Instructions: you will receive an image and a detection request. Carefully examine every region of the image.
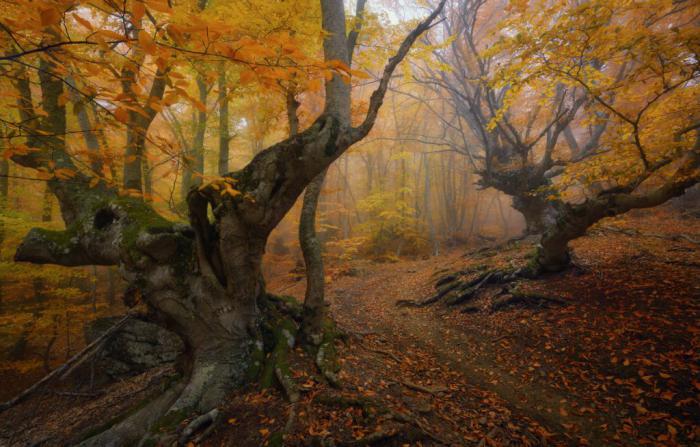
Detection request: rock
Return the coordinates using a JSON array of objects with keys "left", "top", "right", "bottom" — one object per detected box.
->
[{"left": 85, "top": 317, "right": 184, "bottom": 378}]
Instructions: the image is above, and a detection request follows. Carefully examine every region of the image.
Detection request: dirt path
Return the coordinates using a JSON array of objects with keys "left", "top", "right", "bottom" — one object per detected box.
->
[
  {"left": 271, "top": 212, "right": 700, "bottom": 445},
  {"left": 324, "top": 257, "right": 623, "bottom": 446}
]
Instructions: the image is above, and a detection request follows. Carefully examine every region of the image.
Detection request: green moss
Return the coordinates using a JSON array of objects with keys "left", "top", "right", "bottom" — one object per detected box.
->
[
  {"left": 35, "top": 227, "right": 78, "bottom": 246},
  {"left": 314, "top": 318, "right": 341, "bottom": 387},
  {"left": 246, "top": 338, "right": 266, "bottom": 382},
  {"left": 260, "top": 315, "right": 298, "bottom": 390},
  {"left": 522, "top": 248, "right": 543, "bottom": 278},
  {"left": 267, "top": 432, "right": 285, "bottom": 447}
]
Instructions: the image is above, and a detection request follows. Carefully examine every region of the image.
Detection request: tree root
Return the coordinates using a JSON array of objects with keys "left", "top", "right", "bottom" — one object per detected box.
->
[
  {"left": 490, "top": 288, "right": 567, "bottom": 312},
  {"left": 260, "top": 309, "right": 300, "bottom": 403},
  {"left": 314, "top": 392, "right": 387, "bottom": 419},
  {"left": 66, "top": 294, "right": 345, "bottom": 446},
  {"left": 177, "top": 408, "right": 219, "bottom": 446},
  {"left": 313, "top": 392, "right": 452, "bottom": 446},
  {"left": 399, "top": 268, "right": 521, "bottom": 308},
  {"left": 313, "top": 318, "right": 342, "bottom": 387},
  {"left": 360, "top": 344, "right": 401, "bottom": 363},
  {"left": 399, "top": 253, "right": 572, "bottom": 315},
  {"left": 391, "top": 379, "right": 449, "bottom": 395}
]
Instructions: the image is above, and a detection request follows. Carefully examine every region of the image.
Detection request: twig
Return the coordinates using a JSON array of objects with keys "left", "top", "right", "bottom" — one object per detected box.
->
[
  {"left": 360, "top": 344, "right": 401, "bottom": 363},
  {"left": 392, "top": 380, "right": 449, "bottom": 395},
  {"left": 0, "top": 314, "right": 132, "bottom": 413},
  {"left": 389, "top": 411, "right": 451, "bottom": 445},
  {"left": 492, "top": 334, "right": 517, "bottom": 344}
]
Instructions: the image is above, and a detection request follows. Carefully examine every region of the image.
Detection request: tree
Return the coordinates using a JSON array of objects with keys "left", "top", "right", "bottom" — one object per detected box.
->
[
  {"left": 489, "top": 0, "right": 700, "bottom": 272},
  {"left": 2, "top": 0, "right": 446, "bottom": 443},
  {"left": 299, "top": 0, "right": 367, "bottom": 344},
  {"left": 410, "top": 0, "right": 586, "bottom": 235}
]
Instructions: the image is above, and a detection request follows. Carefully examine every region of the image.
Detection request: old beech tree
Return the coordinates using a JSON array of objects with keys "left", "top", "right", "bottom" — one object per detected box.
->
[{"left": 7, "top": 0, "right": 446, "bottom": 443}]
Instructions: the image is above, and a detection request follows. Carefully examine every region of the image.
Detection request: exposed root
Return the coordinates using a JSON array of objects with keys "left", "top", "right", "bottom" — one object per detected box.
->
[
  {"left": 391, "top": 379, "right": 449, "bottom": 395},
  {"left": 70, "top": 294, "right": 346, "bottom": 445},
  {"left": 337, "top": 429, "right": 398, "bottom": 446},
  {"left": 177, "top": 408, "right": 219, "bottom": 446},
  {"left": 490, "top": 287, "right": 567, "bottom": 312},
  {"left": 315, "top": 328, "right": 341, "bottom": 387},
  {"left": 260, "top": 308, "right": 300, "bottom": 403},
  {"left": 388, "top": 411, "right": 452, "bottom": 445},
  {"left": 399, "top": 267, "right": 521, "bottom": 308},
  {"left": 397, "top": 279, "right": 463, "bottom": 307},
  {"left": 360, "top": 344, "right": 401, "bottom": 363},
  {"left": 78, "top": 380, "right": 184, "bottom": 447},
  {"left": 314, "top": 392, "right": 387, "bottom": 418}
]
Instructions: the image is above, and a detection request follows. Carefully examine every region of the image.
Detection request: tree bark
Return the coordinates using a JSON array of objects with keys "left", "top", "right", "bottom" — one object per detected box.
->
[
  {"left": 181, "top": 75, "right": 208, "bottom": 196},
  {"left": 512, "top": 193, "right": 553, "bottom": 235},
  {"left": 535, "top": 149, "right": 700, "bottom": 272},
  {"left": 300, "top": 169, "right": 328, "bottom": 344},
  {"left": 218, "top": 63, "right": 230, "bottom": 175},
  {"left": 299, "top": 0, "right": 368, "bottom": 342}
]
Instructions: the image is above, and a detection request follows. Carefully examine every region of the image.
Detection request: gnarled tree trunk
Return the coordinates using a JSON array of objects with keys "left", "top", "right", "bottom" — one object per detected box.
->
[
  {"left": 7, "top": 2, "right": 446, "bottom": 444},
  {"left": 534, "top": 148, "right": 700, "bottom": 273},
  {"left": 512, "top": 193, "right": 555, "bottom": 236}
]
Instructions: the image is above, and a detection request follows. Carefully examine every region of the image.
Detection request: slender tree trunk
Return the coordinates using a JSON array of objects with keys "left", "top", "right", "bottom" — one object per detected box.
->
[
  {"left": 143, "top": 157, "right": 153, "bottom": 202},
  {"left": 300, "top": 169, "right": 328, "bottom": 344},
  {"left": 0, "top": 153, "right": 7, "bottom": 310},
  {"left": 67, "top": 76, "right": 102, "bottom": 174},
  {"left": 41, "top": 184, "right": 52, "bottom": 222},
  {"left": 192, "top": 76, "right": 207, "bottom": 186},
  {"left": 218, "top": 63, "right": 230, "bottom": 175},
  {"left": 423, "top": 153, "right": 438, "bottom": 256},
  {"left": 181, "top": 75, "right": 208, "bottom": 197}
]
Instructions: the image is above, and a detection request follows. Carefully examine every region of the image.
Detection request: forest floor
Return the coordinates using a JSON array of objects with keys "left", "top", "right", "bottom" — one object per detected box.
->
[{"left": 1, "top": 208, "right": 698, "bottom": 446}]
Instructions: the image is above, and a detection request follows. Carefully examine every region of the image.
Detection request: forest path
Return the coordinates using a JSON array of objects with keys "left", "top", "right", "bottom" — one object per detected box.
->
[
  {"left": 270, "top": 211, "right": 700, "bottom": 445},
  {"left": 324, "top": 254, "right": 620, "bottom": 446}
]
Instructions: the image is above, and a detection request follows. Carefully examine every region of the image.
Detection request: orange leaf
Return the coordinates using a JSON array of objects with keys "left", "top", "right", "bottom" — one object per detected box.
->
[
  {"left": 132, "top": 1, "right": 145, "bottom": 21},
  {"left": 40, "top": 7, "right": 61, "bottom": 27},
  {"left": 145, "top": 0, "right": 171, "bottom": 13},
  {"left": 72, "top": 14, "right": 93, "bottom": 31},
  {"left": 239, "top": 70, "right": 255, "bottom": 85},
  {"left": 114, "top": 107, "right": 129, "bottom": 124},
  {"left": 138, "top": 30, "right": 157, "bottom": 55}
]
